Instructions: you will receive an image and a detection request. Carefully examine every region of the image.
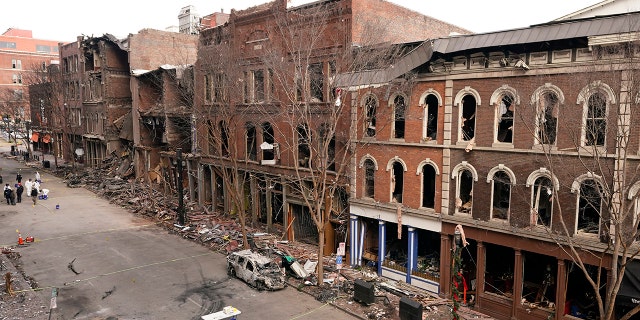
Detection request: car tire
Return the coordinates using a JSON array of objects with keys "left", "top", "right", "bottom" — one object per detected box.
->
[{"left": 256, "top": 281, "right": 266, "bottom": 291}]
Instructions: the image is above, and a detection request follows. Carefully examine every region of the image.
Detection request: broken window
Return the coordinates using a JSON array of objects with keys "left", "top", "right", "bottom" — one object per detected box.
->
[
  {"left": 363, "top": 159, "right": 375, "bottom": 198},
  {"left": 219, "top": 120, "right": 229, "bottom": 157},
  {"left": 253, "top": 69, "right": 264, "bottom": 102},
  {"left": 297, "top": 124, "right": 311, "bottom": 168},
  {"left": 393, "top": 95, "right": 406, "bottom": 139},
  {"left": 532, "top": 177, "right": 553, "bottom": 227},
  {"left": 577, "top": 179, "right": 602, "bottom": 235},
  {"left": 243, "top": 71, "right": 249, "bottom": 103},
  {"left": 214, "top": 73, "right": 225, "bottom": 102},
  {"left": 261, "top": 122, "right": 274, "bottom": 161},
  {"left": 565, "top": 263, "right": 606, "bottom": 318},
  {"left": 204, "top": 74, "right": 212, "bottom": 102},
  {"left": 295, "top": 67, "right": 303, "bottom": 102},
  {"left": 309, "top": 63, "right": 324, "bottom": 102},
  {"left": 491, "top": 171, "right": 511, "bottom": 220},
  {"left": 585, "top": 92, "right": 607, "bottom": 146},
  {"left": 364, "top": 95, "right": 377, "bottom": 137},
  {"left": 522, "top": 252, "right": 556, "bottom": 309},
  {"left": 207, "top": 120, "right": 216, "bottom": 155},
  {"left": 484, "top": 243, "right": 514, "bottom": 297},
  {"left": 411, "top": 230, "right": 441, "bottom": 282},
  {"left": 422, "top": 164, "right": 436, "bottom": 208},
  {"left": 246, "top": 123, "right": 257, "bottom": 161},
  {"left": 496, "top": 94, "right": 514, "bottom": 143},
  {"left": 383, "top": 223, "right": 408, "bottom": 272},
  {"left": 460, "top": 95, "right": 476, "bottom": 141},
  {"left": 425, "top": 94, "right": 438, "bottom": 141},
  {"left": 391, "top": 162, "right": 404, "bottom": 203},
  {"left": 456, "top": 169, "right": 473, "bottom": 214},
  {"left": 538, "top": 92, "right": 558, "bottom": 145},
  {"left": 319, "top": 124, "right": 335, "bottom": 171},
  {"left": 268, "top": 69, "right": 274, "bottom": 101}
]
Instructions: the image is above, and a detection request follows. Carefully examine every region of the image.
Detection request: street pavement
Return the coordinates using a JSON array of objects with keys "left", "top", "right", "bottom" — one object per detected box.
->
[{"left": 0, "top": 140, "right": 356, "bottom": 320}]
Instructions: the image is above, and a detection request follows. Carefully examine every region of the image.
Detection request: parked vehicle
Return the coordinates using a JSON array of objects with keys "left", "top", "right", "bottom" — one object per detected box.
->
[{"left": 227, "top": 249, "right": 286, "bottom": 290}]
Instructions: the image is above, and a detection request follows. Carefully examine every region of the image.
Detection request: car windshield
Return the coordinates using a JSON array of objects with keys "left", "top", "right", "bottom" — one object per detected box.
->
[{"left": 259, "top": 261, "right": 280, "bottom": 271}]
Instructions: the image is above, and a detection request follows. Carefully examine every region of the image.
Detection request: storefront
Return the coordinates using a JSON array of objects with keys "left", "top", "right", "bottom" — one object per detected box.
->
[
  {"left": 441, "top": 223, "right": 611, "bottom": 320},
  {"left": 350, "top": 202, "right": 442, "bottom": 294}
]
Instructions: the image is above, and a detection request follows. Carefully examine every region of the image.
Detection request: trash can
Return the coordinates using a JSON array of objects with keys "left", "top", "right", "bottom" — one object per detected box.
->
[{"left": 43, "top": 160, "right": 50, "bottom": 168}]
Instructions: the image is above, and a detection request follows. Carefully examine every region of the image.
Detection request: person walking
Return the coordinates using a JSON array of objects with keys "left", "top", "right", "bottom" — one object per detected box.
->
[
  {"left": 16, "top": 183, "right": 23, "bottom": 203},
  {"left": 24, "top": 178, "right": 33, "bottom": 198},
  {"left": 3, "top": 184, "right": 12, "bottom": 205},
  {"left": 16, "top": 171, "right": 22, "bottom": 183},
  {"left": 30, "top": 186, "right": 38, "bottom": 206},
  {"left": 35, "top": 171, "right": 41, "bottom": 183}
]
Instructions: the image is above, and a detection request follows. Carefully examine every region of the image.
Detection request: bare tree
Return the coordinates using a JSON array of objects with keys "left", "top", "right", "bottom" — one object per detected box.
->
[{"left": 516, "top": 39, "right": 640, "bottom": 320}]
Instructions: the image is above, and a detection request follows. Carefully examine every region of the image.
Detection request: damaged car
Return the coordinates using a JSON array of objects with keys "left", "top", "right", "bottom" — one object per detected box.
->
[{"left": 227, "top": 249, "right": 286, "bottom": 290}]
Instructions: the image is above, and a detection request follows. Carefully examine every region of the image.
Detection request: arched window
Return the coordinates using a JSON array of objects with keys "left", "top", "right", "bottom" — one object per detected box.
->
[
  {"left": 495, "top": 93, "right": 515, "bottom": 143},
  {"left": 390, "top": 161, "right": 404, "bottom": 203},
  {"left": 219, "top": 120, "right": 229, "bottom": 157},
  {"left": 461, "top": 95, "right": 477, "bottom": 141},
  {"left": 538, "top": 92, "right": 559, "bottom": 145},
  {"left": 491, "top": 171, "right": 511, "bottom": 220},
  {"left": 261, "top": 122, "right": 274, "bottom": 161},
  {"left": 584, "top": 92, "right": 607, "bottom": 146},
  {"left": 532, "top": 83, "right": 564, "bottom": 146},
  {"left": 576, "top": 179, "right": 603, "bottom": 235},
  {"left": 424, "top": 94, "right": 439, "bottom": 141},
  {"left": 363, "top": 159, "right": 376, "bottom": 198},
  {"left": 578, "top": 81, "right": 615, "bottom": 148},
  {"left": 319, "top": 124, "right": 335, "bottom": 171},
  {"left": 297, "top": 124, "right": 311, "bottom": 168},
  {"left": 246, "top": 122, "right": 257, "bottom": 161},
  {"left": 392, "top": 94, "right": 406, "bottom": 139},
  {"left": 421, "top": 164, "right": 437, "bottom": 208},
  {"left": 363, "top": 95, "right": 377, "bottom": 137},
  {"left": 532, "top": 177, "right": 554, "bottom": 227},
  {"left": 452, "top": 162, "right": 478, "bottom": 215}
]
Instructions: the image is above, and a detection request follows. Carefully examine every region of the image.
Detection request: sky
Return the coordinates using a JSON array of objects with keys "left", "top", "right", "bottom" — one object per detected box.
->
[{"left": 3, "top": 0, "right": 606, "bottom": 43}]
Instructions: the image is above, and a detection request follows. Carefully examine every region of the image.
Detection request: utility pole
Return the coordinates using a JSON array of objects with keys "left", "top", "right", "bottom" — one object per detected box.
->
[{"left": 176, "top": 148, "right": 186, "bottom": 225}]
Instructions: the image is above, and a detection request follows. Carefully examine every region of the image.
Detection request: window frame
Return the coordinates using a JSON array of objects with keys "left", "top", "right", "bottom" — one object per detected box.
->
[
  {"left": 390, "top": 93, "right": 407, "bottom": 140},
  {"left": 577, "top": 81, "right": 615, "bottom": 150},
  {"left": 531, "top": 83, "right": 564, "bottom": 147},
  {"left": 362, "top": 94, "right": 378, "bottom": 138},
  {"left": 487, "top": 165, "right": 516, "bottom": 221},
  {"left": 419, "top": 90, "right": 441, "bottom": 142},
  {"left": 451, "top": 161, "right": 478, "bottom": 215}
]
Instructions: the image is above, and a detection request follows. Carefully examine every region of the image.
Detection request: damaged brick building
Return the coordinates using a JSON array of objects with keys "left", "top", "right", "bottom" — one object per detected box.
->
[
  {"left": 345, "top": 7, "right": 640, "bottom": 320},
  {"left": 55, "top": 29, "right": 197, "bottom": 171},
  {"left": 193, "top": 0, "right": 468, "bottom": 253}
]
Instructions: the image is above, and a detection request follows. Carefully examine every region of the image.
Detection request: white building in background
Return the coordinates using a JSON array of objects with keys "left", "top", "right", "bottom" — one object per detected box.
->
[{"left": 178, "top": 5, "right": 201, "bottom": 35}]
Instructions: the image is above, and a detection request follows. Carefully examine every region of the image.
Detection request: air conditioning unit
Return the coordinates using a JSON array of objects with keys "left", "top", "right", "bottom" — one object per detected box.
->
[
  {"left": 353, "top": 279, "right": 375, "bottom": 305},
  {"left": 399, "top": 296, "right": 423, "bottom": 320}
]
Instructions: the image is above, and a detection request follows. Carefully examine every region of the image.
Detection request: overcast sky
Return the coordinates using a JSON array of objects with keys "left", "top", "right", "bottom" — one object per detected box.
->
[{"left": 3, "top": 0, "right": 606, "bottom": 43}]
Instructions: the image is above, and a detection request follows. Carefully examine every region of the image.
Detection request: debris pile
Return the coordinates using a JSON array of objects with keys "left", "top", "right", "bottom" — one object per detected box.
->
[{"left": 24, "top": 151, "right": 489, "bottom": 320}]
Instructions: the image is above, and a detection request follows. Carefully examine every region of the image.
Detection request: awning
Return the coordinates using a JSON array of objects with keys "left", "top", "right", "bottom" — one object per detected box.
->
[
  {"left": 617, "top": 259, "right": 640, "bottom": 308},
  {"left": 31, "top": 132, "right": 39, "bottom": 142},
  {"left": 42, "top": 134, "right": 51, "bottom": 144}
]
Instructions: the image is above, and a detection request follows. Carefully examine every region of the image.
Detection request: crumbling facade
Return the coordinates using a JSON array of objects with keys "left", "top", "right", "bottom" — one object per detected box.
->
[
  {"left": 194, "top": 0, "right": 468, "bottom": 251},
  {"left": 346, "top": 10, "right": 640, "bottom": 320}
]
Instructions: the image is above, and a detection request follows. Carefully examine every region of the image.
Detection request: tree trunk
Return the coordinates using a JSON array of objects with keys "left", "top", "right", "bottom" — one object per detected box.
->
[{"left": 317, "top": 228, "right": 324, "bottom": 285}]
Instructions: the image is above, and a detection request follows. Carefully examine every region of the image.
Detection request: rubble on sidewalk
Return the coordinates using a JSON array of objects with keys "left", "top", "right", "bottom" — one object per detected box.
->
[{"left": 14, "top": 151, "right": 491, "bottom": 320}]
